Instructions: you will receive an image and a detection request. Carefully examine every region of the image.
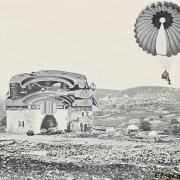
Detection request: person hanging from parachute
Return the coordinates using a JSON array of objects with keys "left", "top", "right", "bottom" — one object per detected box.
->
[
  {"left": 161, "top": 70, "right": 171, "bottom": 85},
  {"left": 134, "top": 2, "right": 180, "bottom": 86}
]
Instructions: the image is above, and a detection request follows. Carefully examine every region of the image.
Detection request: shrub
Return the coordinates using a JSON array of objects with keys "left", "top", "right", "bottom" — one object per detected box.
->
[
  {"left": 139, "top": 120, "right": 151, "bottom": 131},
  {"left": 163, "top": 128, "right": 170, "bottom": 135},
  {"left": 40, "top": 129, "right": 64, "bottom": 135},
  {"left": 170, "top": 118, "right": 179, "bottom": 125},
  {"left": 0, "top": 117, "right": 6, "bottom": 126},
  {"left": 159, "top": 115, "right": 163, "bottom": 119},
  {"left": 172, "top": 124, "right": 180, "bottom": 135}
]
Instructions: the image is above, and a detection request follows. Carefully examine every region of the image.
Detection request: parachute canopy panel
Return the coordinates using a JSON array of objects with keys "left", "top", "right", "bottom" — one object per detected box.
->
[{"left": 134, "top": 2, "right": 180, "bottom": 57}]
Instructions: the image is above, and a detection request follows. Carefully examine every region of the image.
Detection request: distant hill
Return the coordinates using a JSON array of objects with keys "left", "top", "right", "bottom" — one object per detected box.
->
[
  {"left": 121, "top": 86, "right": 180, "bottom": 99},
  {"left": 96, "top": 86, "right": 180, "bottom": 98},
  {"left": 94, "top": 86, "right": 180, "bottom": 130},
  {"left": 96, "top": 86, "right": 180, "bottom": 111}
]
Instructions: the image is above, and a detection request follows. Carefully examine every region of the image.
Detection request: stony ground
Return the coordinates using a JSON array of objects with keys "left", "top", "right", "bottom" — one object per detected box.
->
[{"left": 0, "top": 133, "right": 180, "bottom": 180}]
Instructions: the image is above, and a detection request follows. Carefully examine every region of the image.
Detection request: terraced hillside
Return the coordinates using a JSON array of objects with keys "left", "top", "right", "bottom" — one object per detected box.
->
[{"left": 94, "top": 86, "right": 180, "bottom": 129}]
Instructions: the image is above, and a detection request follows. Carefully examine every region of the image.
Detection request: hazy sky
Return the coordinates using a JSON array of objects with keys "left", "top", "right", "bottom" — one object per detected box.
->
[{"left": 0, "top": 0, "right": 180, "bottom": 95}]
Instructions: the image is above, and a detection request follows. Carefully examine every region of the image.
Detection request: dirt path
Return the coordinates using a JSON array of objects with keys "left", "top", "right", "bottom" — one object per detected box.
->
[{"left": 0, "top": 133, "right": 149, "bottom": 146}]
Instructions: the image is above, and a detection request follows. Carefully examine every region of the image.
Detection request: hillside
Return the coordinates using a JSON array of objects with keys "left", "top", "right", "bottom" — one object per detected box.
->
[{"left": 94, "top": 86, "right": 180, "bottom": 130}]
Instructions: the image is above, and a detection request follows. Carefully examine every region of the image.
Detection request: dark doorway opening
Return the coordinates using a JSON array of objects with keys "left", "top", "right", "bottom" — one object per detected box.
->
[
  {"left": 80, "top": 123, "right": 83, "bottom": 132},
  {"left": 84, "top": 124, "right": 88, "bottom": 132},
  {"left": 41, "top": 115, "right": 57, "bottom": 130}
]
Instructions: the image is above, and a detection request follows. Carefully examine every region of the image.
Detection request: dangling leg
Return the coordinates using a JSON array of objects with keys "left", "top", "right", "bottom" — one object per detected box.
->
[{"left": 167, "top": 77, "right": 172, "bottom": 86}]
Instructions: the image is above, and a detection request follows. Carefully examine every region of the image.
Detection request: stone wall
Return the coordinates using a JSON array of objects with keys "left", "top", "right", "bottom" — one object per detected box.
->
[
  {"left": 6, "top": 109, "right": 43, "bottom": 134},
  {"left": 6, "top": 107, "right": 93, "bottom": 134},
  {"left": 6, "top": 108, "right": 69, "bottom": 134},
  {"left": 67, "top": 107, "right": 93, "bottom": 132},
  {"left": 54, "top": 109, "right": 68, "bottom": 131}
]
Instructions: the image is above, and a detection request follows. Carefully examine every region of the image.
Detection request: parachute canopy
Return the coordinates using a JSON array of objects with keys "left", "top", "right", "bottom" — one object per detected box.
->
[{"left": 135, "top": 2, "right": 180, "bottom": 57}]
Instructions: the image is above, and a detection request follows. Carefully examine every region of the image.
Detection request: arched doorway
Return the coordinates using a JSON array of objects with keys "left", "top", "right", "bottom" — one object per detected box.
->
[
  {"left": 41, "top": 115, "right": 57, "bottom": 130},
  {"left": 80, "top": 123, "right": 83, "bottom": 132},
  {"left": 84, "top": 124, "right": 88, "bottom": 132}
]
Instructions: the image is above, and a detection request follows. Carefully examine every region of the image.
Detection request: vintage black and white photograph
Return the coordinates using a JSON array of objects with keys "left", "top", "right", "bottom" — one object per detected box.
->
[{"left": 0, "top": 0, "right": 180, "bottom": 179}]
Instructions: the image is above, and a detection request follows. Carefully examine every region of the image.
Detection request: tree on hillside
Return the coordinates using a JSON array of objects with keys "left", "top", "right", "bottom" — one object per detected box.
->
[
  {"left": 172, "top": 124, "right": 180, "bottom": 135},
  {"left": 170, "top": 118, "right": 179, "bottom": 125},
  {"left": 163, "top": 128, "right": 169, "bottom": 135},
  {"left": 139, "top": 120, "right": 151, "bottom": 131},
  {"left": 159, "top": 115, "right": 163, "bottom": 119},
  {"left": 1, "top": 117, "right": 6, "bottom": 126}
]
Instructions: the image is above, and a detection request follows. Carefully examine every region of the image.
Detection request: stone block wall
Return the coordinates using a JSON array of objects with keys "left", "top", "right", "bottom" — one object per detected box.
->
[
  {"left": 6, "top": 109, "right": 43, "bottom": 134},
  {"left": 6, "top": 108, "right": 69, "bottom": 134},
  {"left": 67, "top": 107, "right": 93, "bottom": 132},
  {"left": 6, "top": 107, "right": 93, "bottom": 134},
  {"left": 54, "top": 109, "right": 68, "bottom": 130}
]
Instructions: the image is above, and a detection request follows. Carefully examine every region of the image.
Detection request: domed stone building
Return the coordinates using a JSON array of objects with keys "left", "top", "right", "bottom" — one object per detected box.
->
[{"left": 5, "top": 70, "right": 98, "bottom": 134}]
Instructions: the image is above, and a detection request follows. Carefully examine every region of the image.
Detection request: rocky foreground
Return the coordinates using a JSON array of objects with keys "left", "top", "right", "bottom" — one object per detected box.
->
[{"left": 0, "top": 133, "right": 180, "bottom": 180}]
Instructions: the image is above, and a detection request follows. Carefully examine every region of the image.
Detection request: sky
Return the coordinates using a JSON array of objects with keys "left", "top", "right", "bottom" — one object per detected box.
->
[{"left": 0, "top": 0, "right": 180, "bottom": 95}]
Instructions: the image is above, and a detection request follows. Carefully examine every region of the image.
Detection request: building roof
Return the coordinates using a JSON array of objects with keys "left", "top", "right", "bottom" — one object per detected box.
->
[
  {"left": 9, "top": 70, "right": 87, "bottom": 88},
  {"left": 127, "top": 124, "right": 139, "bottom": 130},
  {"left": 148, "top": 130, "right": 158, "bottom": 137},
  {"left": 6, "top": 70, "right": 97, "bottom": 108}
]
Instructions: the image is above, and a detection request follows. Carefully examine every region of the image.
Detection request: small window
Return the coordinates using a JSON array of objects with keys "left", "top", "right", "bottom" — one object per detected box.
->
[
  {"left": 82, "top": 112, "right": 84, "bottom": 117},
  {"left": 18, "top": 121, "right": 21, "bottom": 127},
  {"left": 31, "top": 105, "right": 36, "bottom": 109},
  {"left": 18, "top": 121, "right": 24, "bottom": 127}
]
